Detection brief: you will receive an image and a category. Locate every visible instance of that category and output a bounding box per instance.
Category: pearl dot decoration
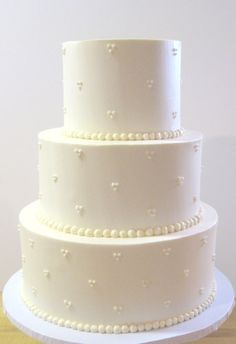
[51,175,58,183]
[62,47,66,56]
[107,110,117,119]
[64,300,72,309]
[199,287,205,295]
[22,284,216,334]
[172,48,178,56]
[88,279,96,288]
[32,287,37,296]
[146,79,154,89]
[184,269,190,277]
[73,148,84,159]
[113,252,123,262]
[60,248,69,258]
[106,42,116,54]
[43,270,50,278]
[111,182,119,191]
[37,211,201,238]
[212,254,216,262]
[77,81,83,91]
[113,305,123,314]
[162,247,172,256]
[176,176,185,186]
[164,300,172,308]
[29,239,35,248]
[172,111,177,119]
[21,255,26,264]
[145,151,155,160]
[193,143,200,152]
[75,204,84,216]
[64,128,184,141]
[141,279,152,288]
[201,235,208,246]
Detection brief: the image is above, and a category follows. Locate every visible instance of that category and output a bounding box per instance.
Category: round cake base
[3,269,235,344]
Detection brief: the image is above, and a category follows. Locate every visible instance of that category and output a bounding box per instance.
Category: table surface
[1,292,236,344]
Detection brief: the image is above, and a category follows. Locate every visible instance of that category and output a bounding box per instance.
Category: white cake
[19,39,217,334]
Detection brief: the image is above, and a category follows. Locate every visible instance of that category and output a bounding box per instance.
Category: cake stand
[2,269,235,344]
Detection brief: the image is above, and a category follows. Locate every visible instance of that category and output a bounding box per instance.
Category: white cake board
[2,269,235,344]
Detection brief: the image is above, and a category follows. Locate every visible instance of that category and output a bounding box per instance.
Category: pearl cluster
[64,128,184,141]
[37,212,201,238]
[22,285,216,334]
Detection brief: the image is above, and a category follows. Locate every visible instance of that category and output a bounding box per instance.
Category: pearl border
[64,128,184,141]
[37,212,201,238]
[21,284,216,334]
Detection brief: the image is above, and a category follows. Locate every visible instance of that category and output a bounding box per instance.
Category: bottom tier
[19,202,217,334]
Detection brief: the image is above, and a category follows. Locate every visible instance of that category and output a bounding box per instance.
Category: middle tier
[38,128,202,237]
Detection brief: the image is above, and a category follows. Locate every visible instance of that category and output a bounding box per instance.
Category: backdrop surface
[0,0,235,290]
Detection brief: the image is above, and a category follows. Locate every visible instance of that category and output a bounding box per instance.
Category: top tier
[63,39,181,141]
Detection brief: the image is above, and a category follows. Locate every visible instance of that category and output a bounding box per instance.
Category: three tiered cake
[19,39,218,334]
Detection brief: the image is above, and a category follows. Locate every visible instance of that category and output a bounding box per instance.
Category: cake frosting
[19,39,218,334]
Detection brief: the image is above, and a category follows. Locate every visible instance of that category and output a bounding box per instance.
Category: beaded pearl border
[21,284,216,334]
[37,212,201,238]
[64,128,184,141]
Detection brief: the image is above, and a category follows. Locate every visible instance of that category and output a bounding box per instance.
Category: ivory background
[0,0,235,291]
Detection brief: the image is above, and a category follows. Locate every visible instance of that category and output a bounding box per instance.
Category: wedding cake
[19,39,217,334]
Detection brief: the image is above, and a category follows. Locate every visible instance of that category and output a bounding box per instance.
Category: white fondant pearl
[161,226,168,235]
[98,324,105,333]
[111,230,119,238]
[128,133,135,140]
[85,228,93,237]
[143,133,150,140]
[112,133,119,140]
[78,228,85,236]
[71,226,78,235]
[168,224,175,233]
[144,322,153,331]
[128,229,136,238]
[173,317,178,325]
[77,323,84,331]
[145,228,153,236]
[65,320,71,328]
[137,229,145,237]
[90,325,98,333]
[103,229,110,238]
[121,325,129,333]
[154,227,161,235]
[120,133,128,140]
[120,230,127,238]
[159,320,166,328]
[166,318,173,327]
[58,318,65,326]
[184,313,190,321]
[138,323,145,332]
[153,321,160,329]
[135,133,142,140]
[190,311,195,319]
[178,314,184,323]
[113,325,121,334]
[84,324,90,332]
[130,324,138,333]
[94,229,102,237]
[98,133,105,140]
[105,133,113,140]
[105,325,113,334]
[71,321,77,330]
